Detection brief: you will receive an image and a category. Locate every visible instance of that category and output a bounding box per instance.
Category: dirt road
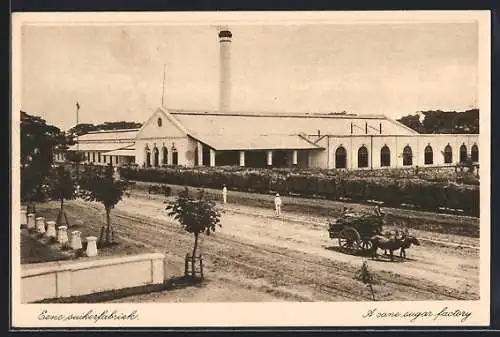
[60,189,479,302]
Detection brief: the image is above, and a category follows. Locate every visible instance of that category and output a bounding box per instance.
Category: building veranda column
[158,146,164,167]
[292,150,298,166]
[210,149,216,167]
[239,151,245,167]
[267,150,273,166]
[197,142,203,166]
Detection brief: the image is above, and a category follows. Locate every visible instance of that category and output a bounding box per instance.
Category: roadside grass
[22,201,154,264]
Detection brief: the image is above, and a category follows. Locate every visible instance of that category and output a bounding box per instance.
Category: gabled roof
[193,134,323,151]
[103,144,136,156]
[168,110,412,137]
[76,129,139,142]
[68,142,135,152]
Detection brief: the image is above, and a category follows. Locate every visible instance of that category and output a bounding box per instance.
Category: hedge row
[119,166,480,217]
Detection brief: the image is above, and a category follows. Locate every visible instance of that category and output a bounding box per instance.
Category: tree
[354,260,377,301]
[80,163,129,245]
[20,111,69,212]
[67,121,143,136]
[166,187,221,277]
[46,165,78,227]
[396,114,424,133]
[397,109,479,134]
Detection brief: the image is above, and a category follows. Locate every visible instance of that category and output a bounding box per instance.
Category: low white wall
[21,253,165,303]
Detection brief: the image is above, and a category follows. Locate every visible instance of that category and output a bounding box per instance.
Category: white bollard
[20,209,27,227]
[70,231,83,250]
[36,217,46,234]
[45,221,57,238]
[57,226,69,245]
[27,213,35,230]
[85,236,98,257]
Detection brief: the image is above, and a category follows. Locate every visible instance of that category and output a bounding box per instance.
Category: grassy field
[21,230,71,264]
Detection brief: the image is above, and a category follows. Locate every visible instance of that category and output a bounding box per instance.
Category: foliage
[120,166,480,217]
[21,111,71,205]
[354,260,377,301]
[64,151,86,164]
[80,163,129,244]
[68,121,142,136]
[46,165,78,203]
[397,109,479,134]
[166,187,221,258]
[46,165,78,226]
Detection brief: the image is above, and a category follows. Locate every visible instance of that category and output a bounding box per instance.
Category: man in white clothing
[274,193,282,217]
[222,184,228,204]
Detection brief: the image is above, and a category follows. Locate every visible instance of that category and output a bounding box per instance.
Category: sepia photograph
[11,11,490,327]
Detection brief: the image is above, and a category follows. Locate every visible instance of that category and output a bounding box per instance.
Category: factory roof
[75,129,139,142]
[193,134,323,151]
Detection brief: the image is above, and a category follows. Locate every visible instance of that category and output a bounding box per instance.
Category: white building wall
[327,134,479,170]
[134,137,195,167]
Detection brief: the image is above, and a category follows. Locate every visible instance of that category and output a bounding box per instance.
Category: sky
[20,21,479,131]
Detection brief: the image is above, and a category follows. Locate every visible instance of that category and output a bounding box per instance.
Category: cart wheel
[338,227,361,253]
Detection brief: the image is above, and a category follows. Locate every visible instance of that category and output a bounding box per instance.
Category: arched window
[424,145,433,165]
[471,144,479,162]
[162,146,168,165]
[335,146,347,169]
[157,117,162,127]
[153,146,159,167]
[444,144,453,164]
[358,146,369,168]
[403,145,412,166]
[172,148,178,165]
[460,144,467,163]
[380,145,391,167]
[145,145,151,167]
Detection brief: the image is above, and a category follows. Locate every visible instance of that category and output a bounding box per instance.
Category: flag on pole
[76,101,80,110]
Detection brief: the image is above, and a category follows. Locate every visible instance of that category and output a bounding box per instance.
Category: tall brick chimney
[219,28,232,114]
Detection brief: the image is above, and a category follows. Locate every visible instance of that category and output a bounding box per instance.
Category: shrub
[118,165,480,216]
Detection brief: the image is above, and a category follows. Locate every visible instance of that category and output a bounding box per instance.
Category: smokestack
[219,28,232,114]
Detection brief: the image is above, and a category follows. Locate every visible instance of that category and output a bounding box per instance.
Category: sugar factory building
[62,28,479,169]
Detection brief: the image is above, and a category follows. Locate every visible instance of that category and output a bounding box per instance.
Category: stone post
[70,231,83,250]
[86,236,98,257]
[45,221,57,238]
[57,226,69,245]
[36,217,46,234]
[27,213,35,230]
[20,209,27,227]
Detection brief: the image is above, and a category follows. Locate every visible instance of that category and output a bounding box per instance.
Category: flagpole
[76,102,80,183]
[161,64,166,108]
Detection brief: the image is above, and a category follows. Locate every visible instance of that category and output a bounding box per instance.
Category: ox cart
[327,208,385,254]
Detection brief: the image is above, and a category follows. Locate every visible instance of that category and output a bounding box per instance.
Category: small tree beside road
[166,187,221,278]
[46,165,78,227]
[80,163,129,246]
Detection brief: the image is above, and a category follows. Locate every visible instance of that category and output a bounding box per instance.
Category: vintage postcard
[11,10,491,328]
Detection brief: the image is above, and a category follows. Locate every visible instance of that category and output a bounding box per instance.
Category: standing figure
[274,193,282,217]
[222,184,228,204]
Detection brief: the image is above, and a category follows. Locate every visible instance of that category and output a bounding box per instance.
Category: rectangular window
[115,156,119,164]
[92,152,96,162]
[98,152,101,163]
